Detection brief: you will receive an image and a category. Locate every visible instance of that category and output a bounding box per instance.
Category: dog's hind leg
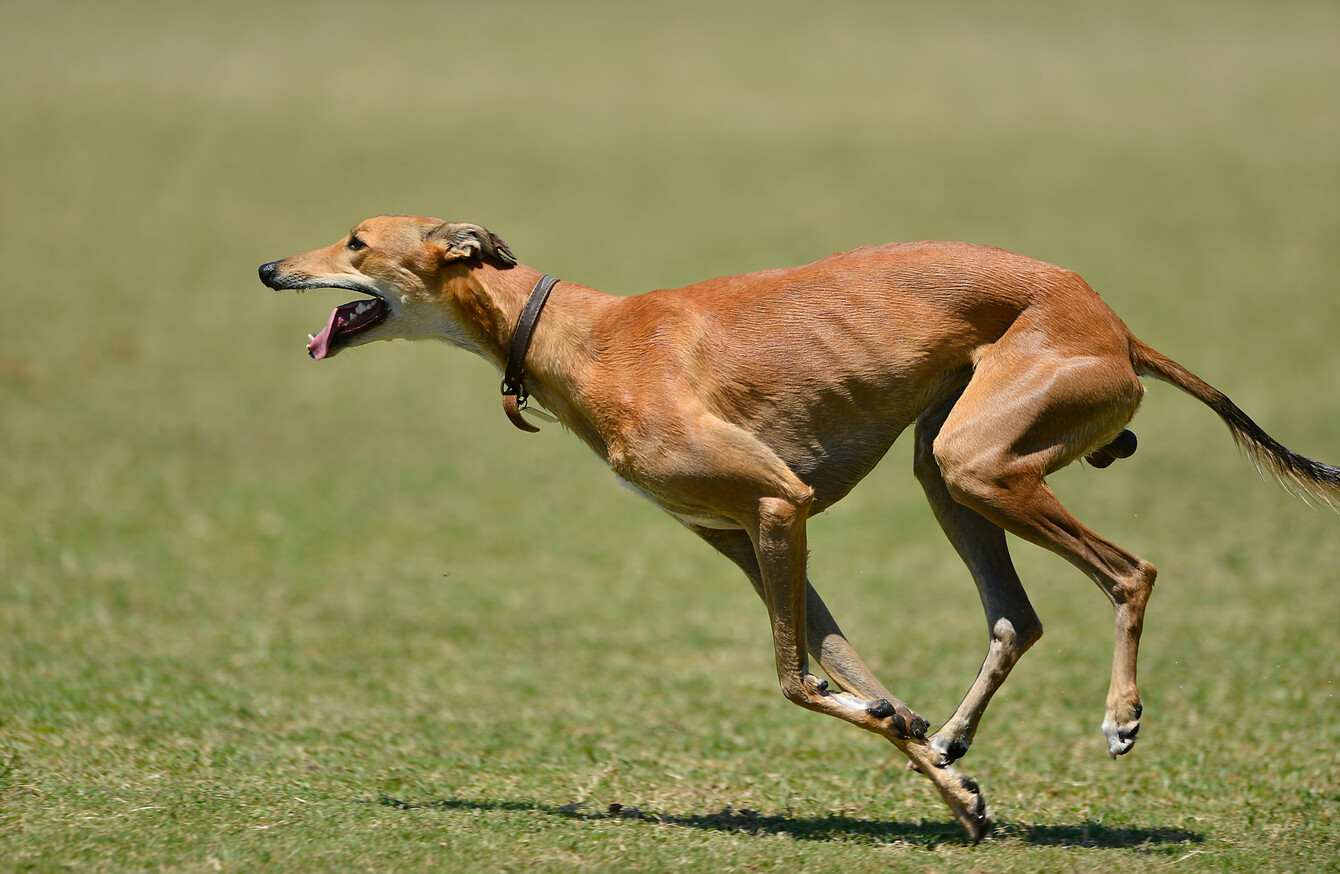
[912,396,1044,766]
[931,332,1154,758]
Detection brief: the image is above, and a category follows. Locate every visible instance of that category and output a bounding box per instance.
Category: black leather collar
[501,274,560,432]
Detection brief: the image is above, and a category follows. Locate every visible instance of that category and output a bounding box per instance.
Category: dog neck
[500,274,562,432]
[455,264,615,456]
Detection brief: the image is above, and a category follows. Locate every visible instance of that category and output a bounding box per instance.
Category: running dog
[259,215,1339,839]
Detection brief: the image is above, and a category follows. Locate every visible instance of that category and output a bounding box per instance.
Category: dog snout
[258,260,281,288]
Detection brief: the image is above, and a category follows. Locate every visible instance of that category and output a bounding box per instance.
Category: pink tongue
[307,306,344,360]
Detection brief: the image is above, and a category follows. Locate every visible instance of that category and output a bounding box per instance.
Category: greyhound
[259,215,1339,839]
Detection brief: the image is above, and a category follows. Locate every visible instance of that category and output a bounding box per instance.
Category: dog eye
[347,236,367,252]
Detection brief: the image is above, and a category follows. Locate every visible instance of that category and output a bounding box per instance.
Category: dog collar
[501,274,561,432]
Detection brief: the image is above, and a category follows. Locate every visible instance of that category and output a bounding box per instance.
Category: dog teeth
[354,300,374,315]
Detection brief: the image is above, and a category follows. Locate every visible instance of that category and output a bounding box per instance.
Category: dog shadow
[370,794,1204,851]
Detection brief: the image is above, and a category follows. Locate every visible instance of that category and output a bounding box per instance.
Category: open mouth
[307,295,389,360]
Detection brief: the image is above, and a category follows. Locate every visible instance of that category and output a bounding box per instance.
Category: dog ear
[427,222,518,269]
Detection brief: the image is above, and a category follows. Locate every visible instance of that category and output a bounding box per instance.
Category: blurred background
[1,0,1337,867]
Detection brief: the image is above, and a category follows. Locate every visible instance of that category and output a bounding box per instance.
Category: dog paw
[867,698,929,740]
[930,732,971,767]
[940,770,992,842]
[803,673,829,695]
[959,775,992,842]
[1101,701,1142,758]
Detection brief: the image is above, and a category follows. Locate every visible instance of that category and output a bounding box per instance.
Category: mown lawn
[2,1,1337,871]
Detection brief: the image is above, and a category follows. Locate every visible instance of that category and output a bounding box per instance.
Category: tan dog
[259,214,1339,839]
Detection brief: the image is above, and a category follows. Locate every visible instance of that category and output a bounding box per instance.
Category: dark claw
[867,698,896,720]
[959,775,980,795]
[891,712,910,739]
[1133,702,1143,719]
[908,713,929,739]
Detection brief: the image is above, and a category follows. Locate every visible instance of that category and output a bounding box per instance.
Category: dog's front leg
[749,496,927,737]
[691,524,927,735]
[803,584,930,739]
[751,494,832,712]
[747,494,992,841]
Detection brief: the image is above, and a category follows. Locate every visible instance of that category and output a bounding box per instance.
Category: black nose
[258,261,280,287]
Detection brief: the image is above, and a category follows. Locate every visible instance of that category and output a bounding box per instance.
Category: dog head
[258,215,517,360]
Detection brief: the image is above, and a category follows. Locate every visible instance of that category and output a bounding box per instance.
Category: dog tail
[1130,338,1340,508]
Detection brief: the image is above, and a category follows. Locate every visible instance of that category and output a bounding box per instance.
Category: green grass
[3,0,1339,870]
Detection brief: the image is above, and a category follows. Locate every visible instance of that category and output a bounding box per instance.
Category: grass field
[3,1,1338,870]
